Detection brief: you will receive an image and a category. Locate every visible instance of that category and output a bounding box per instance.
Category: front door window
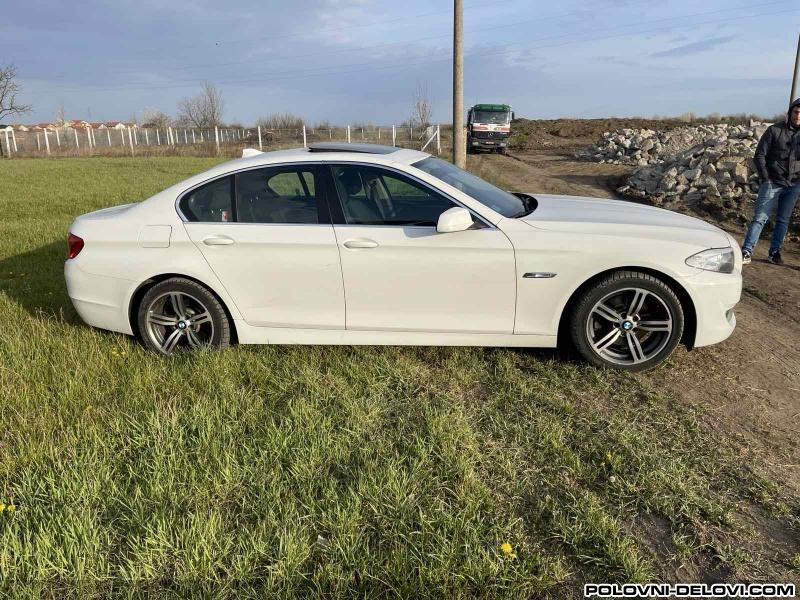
[331,164,455,227]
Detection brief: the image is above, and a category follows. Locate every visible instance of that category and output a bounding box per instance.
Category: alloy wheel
[144,291,215,354]
[585,287,673,366]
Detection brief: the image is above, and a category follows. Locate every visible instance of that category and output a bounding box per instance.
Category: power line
[41,0,791,84]
[105,0,513,61]
[40,0,572,83]
[40,5,799,96]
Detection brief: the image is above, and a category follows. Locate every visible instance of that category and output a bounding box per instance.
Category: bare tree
[257,112,305,130]
[142,108,172,129]
[410,82,432,130]
[0,64,32,123]
[55,102,67,128]
[177,81,224,128]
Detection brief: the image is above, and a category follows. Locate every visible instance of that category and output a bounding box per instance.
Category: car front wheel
[570,271,684,371]
[137,278,231,355]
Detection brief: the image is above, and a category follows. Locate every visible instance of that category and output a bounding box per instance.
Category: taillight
[67,233,84,259]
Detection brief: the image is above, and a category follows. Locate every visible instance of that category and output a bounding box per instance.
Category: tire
[569,271,684,372]
[136,278,231,355]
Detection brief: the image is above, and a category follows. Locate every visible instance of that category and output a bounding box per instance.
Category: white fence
[0,124,443,157]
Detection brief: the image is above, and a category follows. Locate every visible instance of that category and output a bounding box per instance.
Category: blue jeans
[742,181,800,255]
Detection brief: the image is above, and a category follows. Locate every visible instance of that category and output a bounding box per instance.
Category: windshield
[412,157,527,218]
[472,110,510,124]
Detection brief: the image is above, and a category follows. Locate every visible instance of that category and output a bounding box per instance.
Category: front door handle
[343,238,378,249]
[202,235,235,246]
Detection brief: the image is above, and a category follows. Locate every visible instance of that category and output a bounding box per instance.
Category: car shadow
[0,240,81,324]
[509,345,580,366]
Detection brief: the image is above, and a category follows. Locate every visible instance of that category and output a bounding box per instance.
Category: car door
[181,164,345,329]
[327,163,516,333]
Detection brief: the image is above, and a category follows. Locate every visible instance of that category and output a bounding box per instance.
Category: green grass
[0,157,798,598]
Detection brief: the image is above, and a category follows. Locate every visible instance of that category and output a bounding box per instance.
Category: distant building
[105,121,138,130]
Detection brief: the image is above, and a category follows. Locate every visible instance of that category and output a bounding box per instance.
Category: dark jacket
[754,97,800,186]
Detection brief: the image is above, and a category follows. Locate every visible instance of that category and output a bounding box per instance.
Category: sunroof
[307,142,400,154]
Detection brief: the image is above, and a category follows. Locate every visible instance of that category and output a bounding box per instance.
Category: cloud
[650,35,736,58]
[501,47,547,69]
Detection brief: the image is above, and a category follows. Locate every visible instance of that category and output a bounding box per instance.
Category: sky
[3,0,800,125]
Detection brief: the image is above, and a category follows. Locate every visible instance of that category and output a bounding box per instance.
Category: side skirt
[233,321,557,348]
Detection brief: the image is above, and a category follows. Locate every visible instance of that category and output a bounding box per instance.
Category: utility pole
[791,32,800,103]
[453,0,465,168]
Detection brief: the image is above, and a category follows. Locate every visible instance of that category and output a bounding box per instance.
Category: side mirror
[511,112,515,121]
[437,207,473,233]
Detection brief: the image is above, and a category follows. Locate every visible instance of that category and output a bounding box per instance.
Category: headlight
[685,247,735,273]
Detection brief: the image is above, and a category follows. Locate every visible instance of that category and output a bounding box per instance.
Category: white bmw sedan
[65,142,741,371]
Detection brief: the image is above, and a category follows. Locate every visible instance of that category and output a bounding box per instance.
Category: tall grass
[0,157,797,597]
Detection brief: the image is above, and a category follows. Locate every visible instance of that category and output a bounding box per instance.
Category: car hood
[519,194,731,247]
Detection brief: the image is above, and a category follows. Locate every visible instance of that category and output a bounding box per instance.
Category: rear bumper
[684,270,741,348]
[65,260,135,335]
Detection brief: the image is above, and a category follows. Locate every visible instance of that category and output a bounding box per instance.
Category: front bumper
[469,133,508,149]
[471,139,507,148]
[684,269,741,348]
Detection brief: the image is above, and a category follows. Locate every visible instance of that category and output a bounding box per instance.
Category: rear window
[179,176,233,222]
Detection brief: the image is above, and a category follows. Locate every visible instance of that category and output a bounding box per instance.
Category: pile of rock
[577,122,784,225]
[577,123,768,167]
[618,138,764,225]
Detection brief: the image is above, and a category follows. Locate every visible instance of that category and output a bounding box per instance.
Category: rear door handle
[202,235,235,246]
[343,238,378,249]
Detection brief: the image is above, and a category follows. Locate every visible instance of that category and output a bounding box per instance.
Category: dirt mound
[509,117,685,152]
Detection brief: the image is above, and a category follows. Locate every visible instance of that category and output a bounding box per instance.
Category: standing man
[741,98,800,265]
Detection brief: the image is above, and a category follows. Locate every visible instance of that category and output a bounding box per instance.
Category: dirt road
[472,150,800,492]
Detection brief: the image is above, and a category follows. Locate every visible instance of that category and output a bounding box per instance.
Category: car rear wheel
[137,278,231,355]
[570,271,684,371]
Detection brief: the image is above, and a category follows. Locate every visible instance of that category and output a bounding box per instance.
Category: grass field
[1,157,798,598]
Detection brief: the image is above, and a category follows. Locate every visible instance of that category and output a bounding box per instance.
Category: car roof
[472,103,511,111]
[307,142,400,154]
[221,144,430,171]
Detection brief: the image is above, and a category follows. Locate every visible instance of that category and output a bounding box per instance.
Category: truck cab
[466,104,513,154]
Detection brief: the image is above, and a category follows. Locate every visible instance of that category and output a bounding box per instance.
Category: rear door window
[236,166,321,224]
[179,176,234,222]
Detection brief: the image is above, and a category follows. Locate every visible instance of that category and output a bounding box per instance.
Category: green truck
[466,103,514,154]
